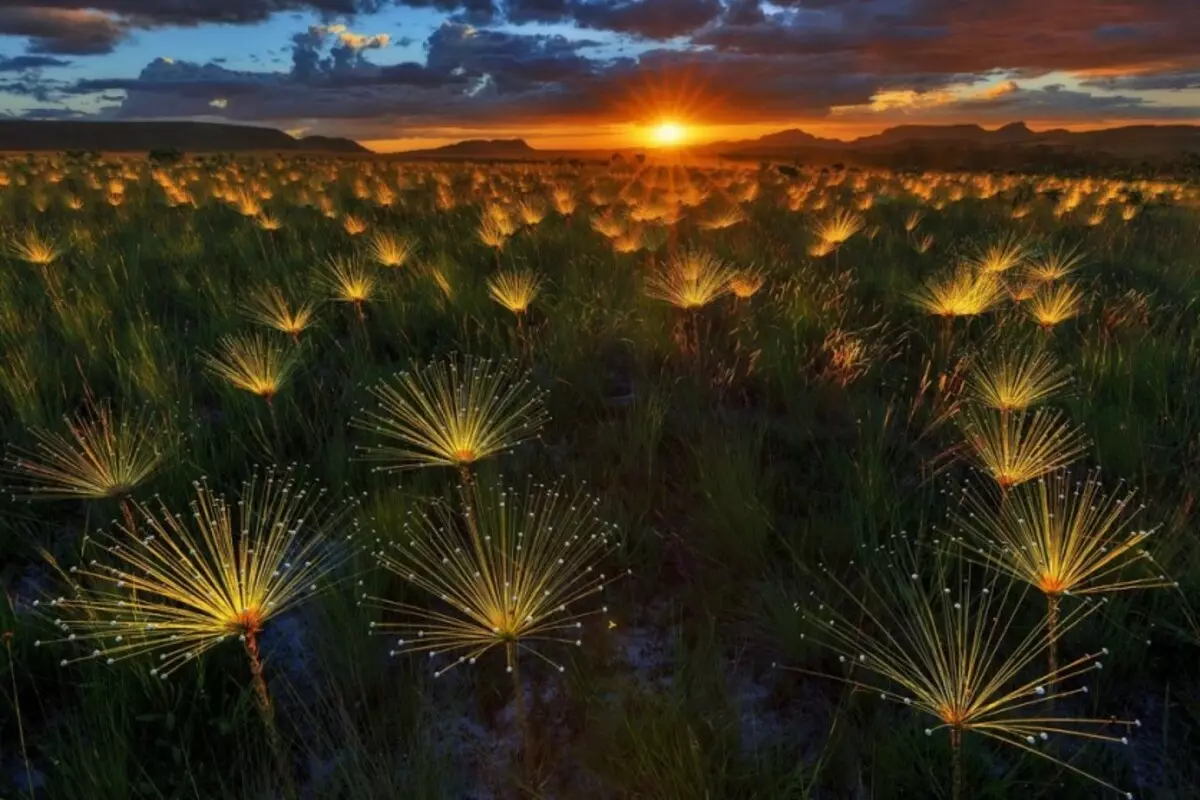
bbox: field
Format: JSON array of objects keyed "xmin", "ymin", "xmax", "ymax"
[{"xmin": 0, "ymin": 152, "xmax": 1198, "ymax": 799}]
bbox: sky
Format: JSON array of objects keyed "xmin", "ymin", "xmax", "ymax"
[{"xmin": 0, "ymin": 0, "xmax": 1198, "ymax": 152}]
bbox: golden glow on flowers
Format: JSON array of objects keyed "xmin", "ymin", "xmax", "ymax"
[
  {"xmin": 6, "ymin": 399, "xmax": 165, "ymax": 501},
  {"xmin": 353, "ymin": 354, "xmax": 549, "ymax": 472},
  {"xmin": 487, "ymin": 268, "xmax": 542, "ymax": 314},
  {"xmin": 1029, "ymin": 283, "xmax": 1085, "ymax": 329},
  {"xmin": 645, "ymin": 247, "xmax": 734, "ymax": 310},
  {"xmin": 368, "ymin": 231, "xmax": 418, "ymax": 268},
  {"xmin": 201, "ymin": 332, "xmax": 299, "ymax": 400},
  {"xmin": 40, "ymin": 466, "xmax": 359, "ymax": 676},
  {"xmin": 8, "ymin": 229, "xmax": 62, "ymax": 266},
  {"xmin": 970, "ymin": 233, "xmax": 1031, "ymax": 274},
  {"xmin": 793, "ymin": 537, "xmax": 1138, "ymax": 797},
  {"xmin": 325, "ymin": 255, "xmax": 376, "ymax": 305},
  {"xmin": 954, "ymin": 468, "xmax": 1176, "ymax": 598},
  {"xmin": 910, "ymin": 266, "xmax": 1005, "ymax": 318},
  {"xmin": 968, "ymin": 348, "xmax": 1071, "ymax": 413},
  {"xmin": 368, "ymin": 479, "xmax": 624, "ymax": 676},
  {"xmin": 958, "ymin": 407, "xmax": 1089, "ymax": 490},
  {"xmin": 242, "ymin": 286, "xmax": 316, "ymax": 341}
]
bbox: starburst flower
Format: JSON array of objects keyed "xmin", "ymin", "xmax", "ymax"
[
  {"xmin": 698, "ymin": 204, "xmax": 748, "ymax": 231},
  {"xmin": 8, "ymin": 229, "xmax": 62, "ymax": 266},
  {"xmin": 324, "ymin": 255, "xmax": 376, "ymax": 318},
  {"xmin": 201, "ymin": 332, "xmax": 299, "ymax": 402},
  {"xmin": 645, "ymin": 247, "xmax": 734, "ymax": 310},
  {"xmin": 487, "ymin": 268, "xmax": 542, "ymax": 315},
  {"xmin": 790, "ymin": 536, "xmax": 1139, "ymax": 800},
  {"xmin": 1026, "ymin": 244, "xmax": 1086, "ymax": 283},
  {"xmin": 813, "ymin": 208, "xmax": 865, "ymax": 250},
  {"xmin": 958, "ymin": 407, "xmax": 1089, "ymax": 490},
  {"xmin": 241, "ymin": 286, "xmax": 316, "ymax": 344},
  {"xmin": 1029, "ymin": 283, "xmax": 1085, "ymax": 329},
  {"xmin": 6, "ymin": 398, "xmax": 165, "ymax": 502},
  {"xmin": 910, "ymin": 266, "xmax": 1006, "ymax": 318},
  {"xmin": 38, "ymin": 465, "xmax": 359, "ymax": 677},
  {"xmin": 952, "ymin": 468, "xmax": 1176, "ymax": 684},
  {"xmin": 550, "ymin": 186, "xmax": 577, "ymax": 216},
  {"xmin": 729, "ymin": 267, "xmax": 766, "ymax": 299},
  {"xmin": 967, "ymin": 348, "xmax": 1072, "ymax": 413},
  {"xmin": 516, "ymin": 198, "xmax": 547, "ymax": 227},
  {"xmin": 254, "ymin": 212, "xmax": 283, "ymax": 232},
  {"xmin": 477, "ymin": 214, "xmax": 511, "ymax": 251},
  {"xmin": 342, "ymin": 214, "xmax": 367, "ymax": 236},
  {"xmin": 367, "ymin": 478, "xmax": 623, "ymax": 676},
  {"xmin": 970, "ymin": 233, "xmax": 1031, "ymax": 274},
  {"xmin": 954, "ymin": 468, "xmax": 1175, "ymax": 600},
  {"xmin": 353, "ymin": 354, "xmax": 549, "ymax": 477},
  {"xmin": 368, "ymin": 231, "xmax": 418, "ymax": 268}
]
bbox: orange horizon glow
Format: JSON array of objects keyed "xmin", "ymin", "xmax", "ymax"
[
  {"xmin": 360, "ymin": 116, "xmax": 1196, "ymax": 154},
  {"xmin": 650, "ymin": 121, "xmax": 687, "ymax": 147}
]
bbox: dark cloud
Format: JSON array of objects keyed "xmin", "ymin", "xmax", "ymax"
[
  {"xmin": 502, "ymin": 0, "xmax": 722, "ymax": 38},
  {"xmin": 0, "ymin": 8, "xmax": 129, "ymax": 55},
  {"xmin": 0, "ymin": 55, "xmax": 72, "ymax": 71},
  {"xmin": 691, "ymin": 0, "xmax": 1200, "ymax": 78},
  {"xmin": 425, "ymin": 24, "xmax": 600, "ymax": 89},
  {"xmin": 7, "ymin": 0, "xmax": 1199, "ymax": 137},
  {"xmin": 570, "ymin": 0, "xmax": 723, "ymax": 39},
  {"xmin": 503, "ymin": 0, "xmax": 570, "ymax": 25},
  {"xmin": 4, "ymin": 2, "xmax": 388, "ymax": 27},
  {"xmin": 1081, "ymin": 70, "xmax": 1200, "ymax": 92}
]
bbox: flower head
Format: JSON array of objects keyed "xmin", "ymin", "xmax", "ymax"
[
  {"xmin": 353, "ymin": 354, "xmax": 549, "ymax": 472},
  {"xmin": 40, "ymin": 466, "xmax": 360, "ymax": 677}
]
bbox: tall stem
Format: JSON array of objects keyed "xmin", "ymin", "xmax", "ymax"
[
  {"xmin": 950, "ymin": 726, "xmax": 963, "ymax": 800},
  {"xmin": 1046, "ymin": 594, "xmax": 1061, "ymax": 695},
  {"xmin": 4, "ymin": 631, "xmax": 32, "ymax": 800},
  {"xmin": 118, "ymin": 496, "xmax": 137, "ymax": 538},
  {"xmin": 244, "ymin": 629, "xmax": 296, "ymax": 800},
  {"xmin": 507, "ymin": 641, "xmax": 529, "ymax": 788},
  {"xmin": 458, "ymin": 463, "xmax": 475, "ymax": 488}
]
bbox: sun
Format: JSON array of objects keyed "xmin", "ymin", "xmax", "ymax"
[{"xmin": 651, "ymin": 121, "xmax": 687, "ymax": 147}]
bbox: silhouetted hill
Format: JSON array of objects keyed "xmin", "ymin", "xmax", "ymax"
[
  {"xmin": 400, "ymin": 138, "xmax": 538, "ymax": 159},
  {"xmin": 0, "ymin": 121, "xmax": 370, "ymax": 154},
  {"xmin": 712, "ymin": 122, "xmax": 1200, "ymax": 161}
]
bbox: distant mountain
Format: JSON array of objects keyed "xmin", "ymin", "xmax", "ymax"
[
  {"xmin": 399, "ymin": 138, "xmax": 539, "ymax": 159},
  {"xmin": 711, "ymin": 122, "xmax": 1200, "ymax": 160},
  {"xmin": 0, "ymin": 121, "xmax": 370, "ymax": 154}
]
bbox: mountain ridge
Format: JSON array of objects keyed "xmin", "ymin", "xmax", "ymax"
[
  {"xmin": 0, "ymin": 120, "xmax": 370, "ymax": 154},
  {"xmin": 393, "ymin": 122, "xmax": 1200, "ymax": 161},
  {"xmin": 2, "ymin": 120, "xmax": 1199, "ymax": 162}
]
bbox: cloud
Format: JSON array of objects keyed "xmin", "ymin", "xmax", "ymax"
[
  {"xmin": 502, "ymin": 0, "xmax": 724, "ymax": 38},
  {"xmin": 570, "ymin": 0, "xmax": 723, "ymax": 39},
  {"xmin": 0, "ymin": 54, "xmax": 72, "ymax": 71},
  {"xmin": 1081, "ymin": 70, "xmax": 1200, "ymax": 92},
  {"xmin": 693, "ymin": 0, "xmax": 1200, "ymax": 77},
  {"xmin": 9, "ymin": 0, "xmax": 1200, "ymax": 139},
  {"xmin": 4, "ymin": 2, "xmax": 393, "ymax": 28},
  {"xmin": 0, "ymin": 8, "xmax": 128, "ymax": 55},
  {"xmin": 832, "ymin": 81, "xmax": 1200, "ymax": 126}
]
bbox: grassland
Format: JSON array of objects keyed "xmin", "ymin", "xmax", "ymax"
[{"xmin": 0, "ymin": 152, "xmax": 1198, "ymax": 799}]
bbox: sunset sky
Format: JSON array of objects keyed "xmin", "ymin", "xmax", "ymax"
[{"xmin": 1, "ymin": 1, "xmax": 1198, "ymax": 152}]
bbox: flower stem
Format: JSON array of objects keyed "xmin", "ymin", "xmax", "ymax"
[
  {"xmin": 950, "ymin": 726, "xmax": 963, "ymax": 800},
  {"xmin": 1046, "ymin": 594, "xmax": 1061, "ymax": 694},
  {"xmin": 508, "ymin": 641, "xmax": 529, "ymax": 788},
  {"xmin": 244, "ymin": 629, "xmax": 296, "ymax": 800},
  {"xmin": 4, "ymin": 629, "xmax": 33, "ymax": 800}
]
